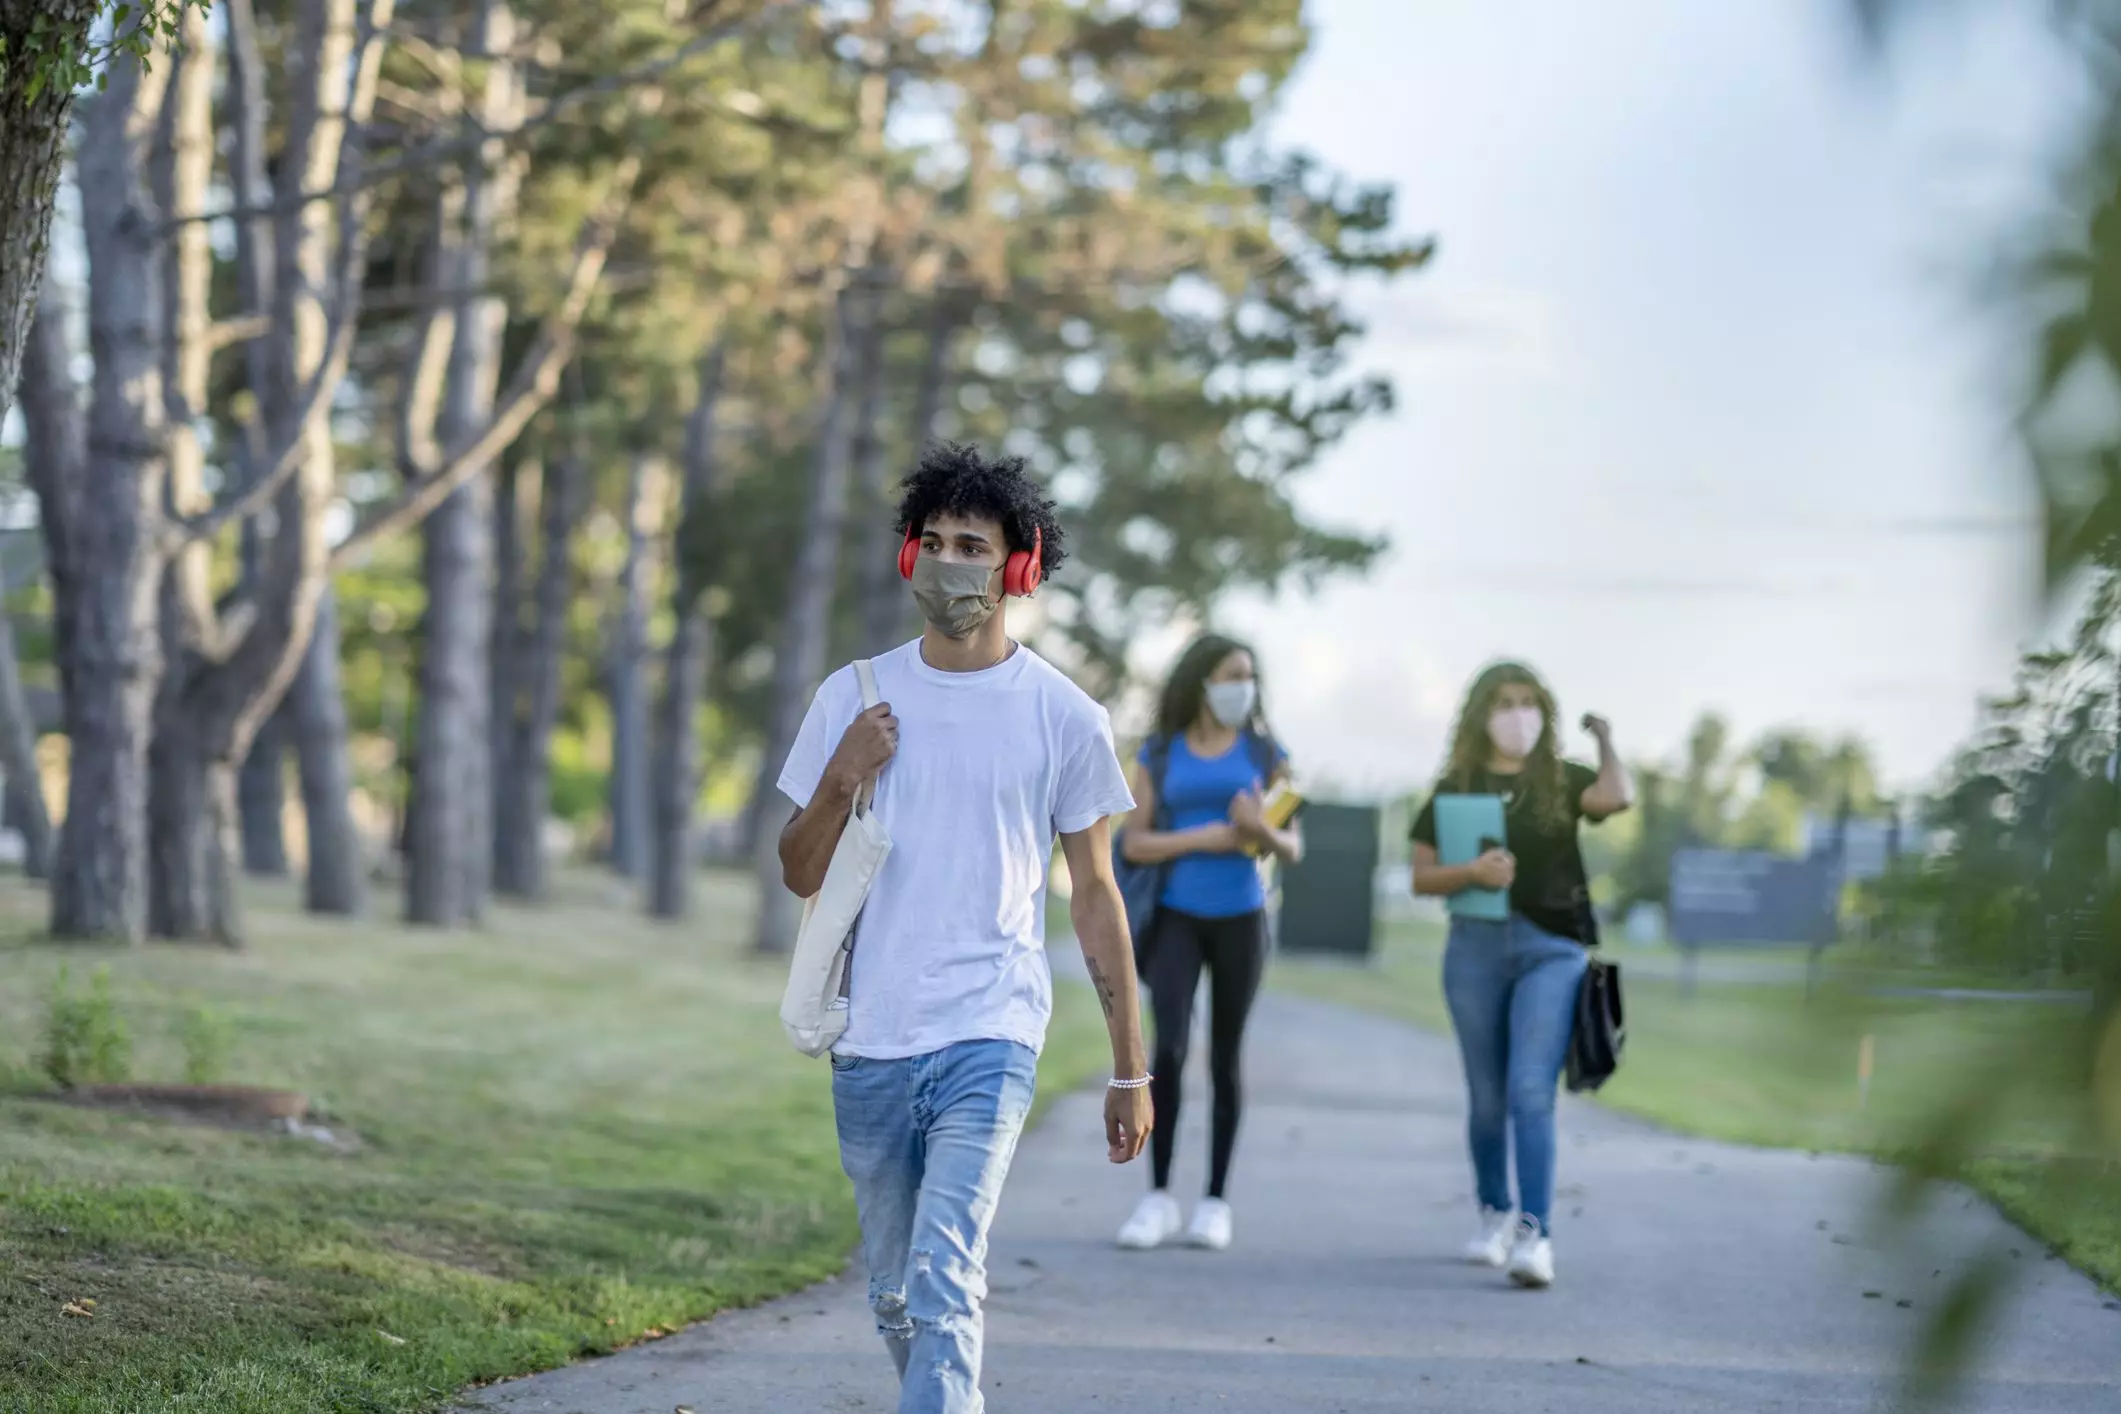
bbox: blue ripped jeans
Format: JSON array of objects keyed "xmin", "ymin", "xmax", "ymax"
[
  {"xmin": 1441, "ymin": 914, "xmax": 1587, "ymax": 1236},
  {"xmin": 832, "ymin": 1038, "xmax": 1038, "ymax": 1414}
]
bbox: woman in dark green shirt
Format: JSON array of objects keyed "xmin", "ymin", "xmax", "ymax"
[{"xmin": 1410, "ymin": 660, "xmax": 1631, "ymax": 1289}]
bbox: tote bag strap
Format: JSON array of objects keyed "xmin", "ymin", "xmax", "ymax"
[
  {"xmin": 851, "ymin": 659, "xmax": 882, "ymax": 816},
  {"xmin": 831, "ymin": 658, "xmax": 887, "ymax": 1000}
]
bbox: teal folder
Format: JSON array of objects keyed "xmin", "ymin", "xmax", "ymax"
[{"xmin": 1432, "ymin": 793, "xmax": 1508, "ymax": 921}]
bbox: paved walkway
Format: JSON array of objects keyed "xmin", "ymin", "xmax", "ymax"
[{"xmin": 461, "ymin": 993, "xmax": 2119, "ymax": 1413}]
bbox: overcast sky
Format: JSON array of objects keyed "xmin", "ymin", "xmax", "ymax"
[{"xmin": 1188, "ymin": 0, "xmax": 2087, "ymax": 798}]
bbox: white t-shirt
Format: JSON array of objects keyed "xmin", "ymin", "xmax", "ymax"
[{"xmin": 776, "ymin": 639, "xmax": 1135, "ymax": 1060}]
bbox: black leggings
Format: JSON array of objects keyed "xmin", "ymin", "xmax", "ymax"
[{"xmin": 1144, "ymin": 907, "xmax": 1267, "ymax": 1198}]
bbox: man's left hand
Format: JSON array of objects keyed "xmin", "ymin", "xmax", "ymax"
[
  {"xmin": 1582, "ymin": 713, "xmax": 1614, "ymax": 744},
  {"xmin": 1106, "ymin": 1084, "xmax": 1153, "ymax": 1163}
]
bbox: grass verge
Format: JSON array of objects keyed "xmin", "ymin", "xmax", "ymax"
[
  {"xmin": 0, "ymin": 869, "xmax": 1110, "ymax": 1414},
  {"xmin": 1273, "ymin": 917, "xmax": 2121, "ymax": 1292}
]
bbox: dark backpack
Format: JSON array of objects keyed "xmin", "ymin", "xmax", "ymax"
[{"xmin": 1111, "ymin": 730, "xmax": 1277, "ymax": 969}]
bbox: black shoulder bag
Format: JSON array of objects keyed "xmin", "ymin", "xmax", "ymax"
[{"xmin": 1564, "ymin": 892, "xmax": 1624, "ymax": 1093}]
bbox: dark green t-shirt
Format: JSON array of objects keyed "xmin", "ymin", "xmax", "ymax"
[{"xmin": 1410, "ymin": 761, "xmax": 1600, "ymax": 943}]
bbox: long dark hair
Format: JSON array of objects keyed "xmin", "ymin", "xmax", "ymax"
[
  {"xmin": 1440, "ymin": 660, "xmax": 1570, "ymax": 829},
  {"xmin": 1154, "ymin": 633, "xmax": 1273, "ymax": 745}
]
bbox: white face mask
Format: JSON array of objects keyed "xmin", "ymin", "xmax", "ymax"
[
  {"xmin": 1205, "ymin": 680, "xmax": 1257, "ymax": 728},
  {"xmin": 1487, "ymin": 704, "xmax": 1544, "ymax": 759}
]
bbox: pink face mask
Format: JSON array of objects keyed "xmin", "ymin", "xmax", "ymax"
[{"xmin": 1487, "ymin": 705, "xmax": 1544, "ymax": 759}]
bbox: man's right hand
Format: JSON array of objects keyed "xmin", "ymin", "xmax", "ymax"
[
  {"xmin": 1468, "ymin": 847, "xmax": 1515, "ymax": 891},
  {"xmin": 824, "ymin": 702, "xmax": 898, "ymax": 794}
]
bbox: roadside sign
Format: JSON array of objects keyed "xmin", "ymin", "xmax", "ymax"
[{"xmin": 1668, "ymin": 847, "xmax": 1840, "ymax": 948}]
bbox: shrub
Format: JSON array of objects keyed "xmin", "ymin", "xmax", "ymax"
[
  {"xmin": 40, "ymin": 965, "xmax": 132, "ymax": 1090},
  {"xmin": 178, "ymin": 1004, "xmax": 231, "ymax": 1086}
]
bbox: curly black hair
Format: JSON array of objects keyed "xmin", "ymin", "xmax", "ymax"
[{"xmin": 891, "ymin": 442, "xmax": 1069, "ymax": 580}]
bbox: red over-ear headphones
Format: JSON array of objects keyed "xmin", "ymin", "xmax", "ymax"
[{"xmin": 898, "ymin": 526, "xmax": 1044, "ymax": 597}]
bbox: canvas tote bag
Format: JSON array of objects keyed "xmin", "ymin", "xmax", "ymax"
[{"xmin": 780, "ymin": 659, "xmax": 893, "ymax": 1057}]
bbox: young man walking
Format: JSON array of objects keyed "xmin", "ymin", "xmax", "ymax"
[{"xmin": 776, "ymin": 442, "xmax": 1152, "ymax": 1414}]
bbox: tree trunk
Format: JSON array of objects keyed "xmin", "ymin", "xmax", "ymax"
[
  {"xmin": 22, "ymin": 303, "xmax": 81, "ymax": 712},
  {"xmin": 751, "ymin": 280, "xmax": 877, "ymax": 954},
  {"xmin": 406, "ymin": 0, "xmax": 521, "ymax": 927},
  {"xmin": 494, "ymin": 456, "xmax": 581, "ymax": 900},
  {"xmin": 21, "ymin": 302, "xmax": 81, "ymax": 887},
  {"xmin": 145, "ymin": 4, "xmax": 277, "ymax": 952},
  {"xmin": 252, "ymin": 0, "xmax": 385, "ymax": 924},
  {"xmin": 149, "ymin": 724, "xmax": 248, "ymax": 947},
  {"xmin": 408, "ymin": 491, "xmax": 497, "ymax": 925},
  {"xmin": 228, "ymin": 0, "xmax": 287, "ymax": 883},
  {"xmin": 490, "ymin": 456, "xmax": 526, "ymax": 877},
  {"xmin": 606, "ymin": 455, "xmax": 659, "ymax": 879},
  {"xmin": 859, "ymin": 297, "xmax": 960, "ymax": 655},
  {"xmin": 147, "ymin": 705, "xmax": 209, "ymax": 940},
  {"xmin": 0, "ymin": 612, "xmax": 53, "ymax": 878},
  {"xmin": 201, "ymin": 756, "xmax": 246, "ymax": 947},
  {"xmin": 848, "ymin": 308, "xmax": 900, "ymax": 657},
  {"xmin": 52, "ymin": 52, "xmax": 175, "ymax": 944},
  {"xmin": 129, "ymin": 0, "xmax": 395, "ymax": 947},
  {"xmin": 907, "ymin": 298, "xmax": 959, "ymax": 461},
  {"xmin": 649, "ymin": 349, "xmax": 725, "ymax": 920},
  {"xmin": 238, "ymin": 709, "xmax": 290, "ymax": 876},
  {"xmin": 649, "ymin": 604, "xmax": 709, "ymax": 917},
  {"xmin": 841, "ymin": 305, "xmax": 888, "ymax": 659},
  {"xmin": 149, "ymin": 5, "xmax": 213, "ymax": 936},
  {"xmin": 148, "ymin": 590, "xmax": 203, "ymax": 941},
  {"xmin": 291, "ymin": 588, "xmax": 367, "ymax": 913},
  {"xmin": 0, "ymin": 1, "xmax": 102, "ymax": 437}
]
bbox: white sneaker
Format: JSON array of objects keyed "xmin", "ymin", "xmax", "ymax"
[
  {"xmin": 1463, "ymin": 1206, "xmax": 1514, "ymax": 1268},
  {"xmin": 1186, "ymin": 1198, "xmax": 1233, "ymax": 1251},
  {"xmin": 1506, "ymin": 1217, "xmax": 1555, "ymax": 1289},
  {"xmin": 1116, "ymin": 1191, "xmax": 1183, "ymax": 1250}
]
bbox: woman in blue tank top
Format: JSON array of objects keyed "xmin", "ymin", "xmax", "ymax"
[{"xmin": 1111, "ymin": 634, "xmax": 1303, "ymax": 1253}]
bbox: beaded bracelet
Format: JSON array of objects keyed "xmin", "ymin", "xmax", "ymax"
[{"xmin": 1107, "ymin": 1074, "xmax": 1153, "ymax": 1091}]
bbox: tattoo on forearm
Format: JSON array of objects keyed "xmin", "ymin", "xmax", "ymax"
[{"xmin": 1084, "ymin": 955, "xmax": 1118, "ymax": 1021}]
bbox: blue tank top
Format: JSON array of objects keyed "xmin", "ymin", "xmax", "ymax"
[{"xmin": 1143, "ymin": 732, "xmax": 1284, "ymax": 919}]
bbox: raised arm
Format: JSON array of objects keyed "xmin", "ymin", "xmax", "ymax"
[
  {"xmin": 1579, "ymin": 714, "xmax": 1633, "ymax": 820},
  {"xmin": 777, "ymin": 702, "xmax": 897, "ymax": 897}
]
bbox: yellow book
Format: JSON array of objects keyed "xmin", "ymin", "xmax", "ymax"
[
  {"xmin": 1262, "ymin": 780, "xmax": 1303, "ymax": 829},
  {"xmin": 1246, "ymin": 779, "xmax": 1304, "ymax": 856}
]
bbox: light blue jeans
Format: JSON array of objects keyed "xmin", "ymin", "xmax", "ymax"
[
  {"xmin": 1441, "ymin": 914, "xmax": 1587, "ymax": 1236},
  {"xmin": 832, "ymin": 1038, "xmax": 1039, "ymax": 1414}
]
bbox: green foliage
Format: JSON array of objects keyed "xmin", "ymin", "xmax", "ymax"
[
  {"xmin": 144, "ymin": 0, "xmax": 1426, "ymax": 829},
  {"xmin": 623, "ymin": 0, "xmax": 1430, "ymax": 747},
  {"xmin": 176, "ymin": 1004, "xmax": 230, "ymax": 1087},
  {"xmin": 0, "ymin": 2, "xmax": 206, "ymax": 104},
  {"xmin": 1873, "ymin": 570, "xmax": 2121, "ymax": 980},
  {"xmin": 39, "ymin": 965, "xmax": 131, "ymax": 1091}
]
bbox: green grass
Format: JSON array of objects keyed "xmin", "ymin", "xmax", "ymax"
[
  {"xmin": 1274, "ymin": 918, "xmax": 2121, "ymax": 1291},
  {"xmin": 0, "ymin": 869, "xmax": 1110, "ymax": 1414}
]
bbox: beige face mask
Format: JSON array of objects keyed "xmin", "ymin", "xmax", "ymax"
[{"xmin": 911, "ymin": 557, "xmax": 999, "ymax": 639}]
